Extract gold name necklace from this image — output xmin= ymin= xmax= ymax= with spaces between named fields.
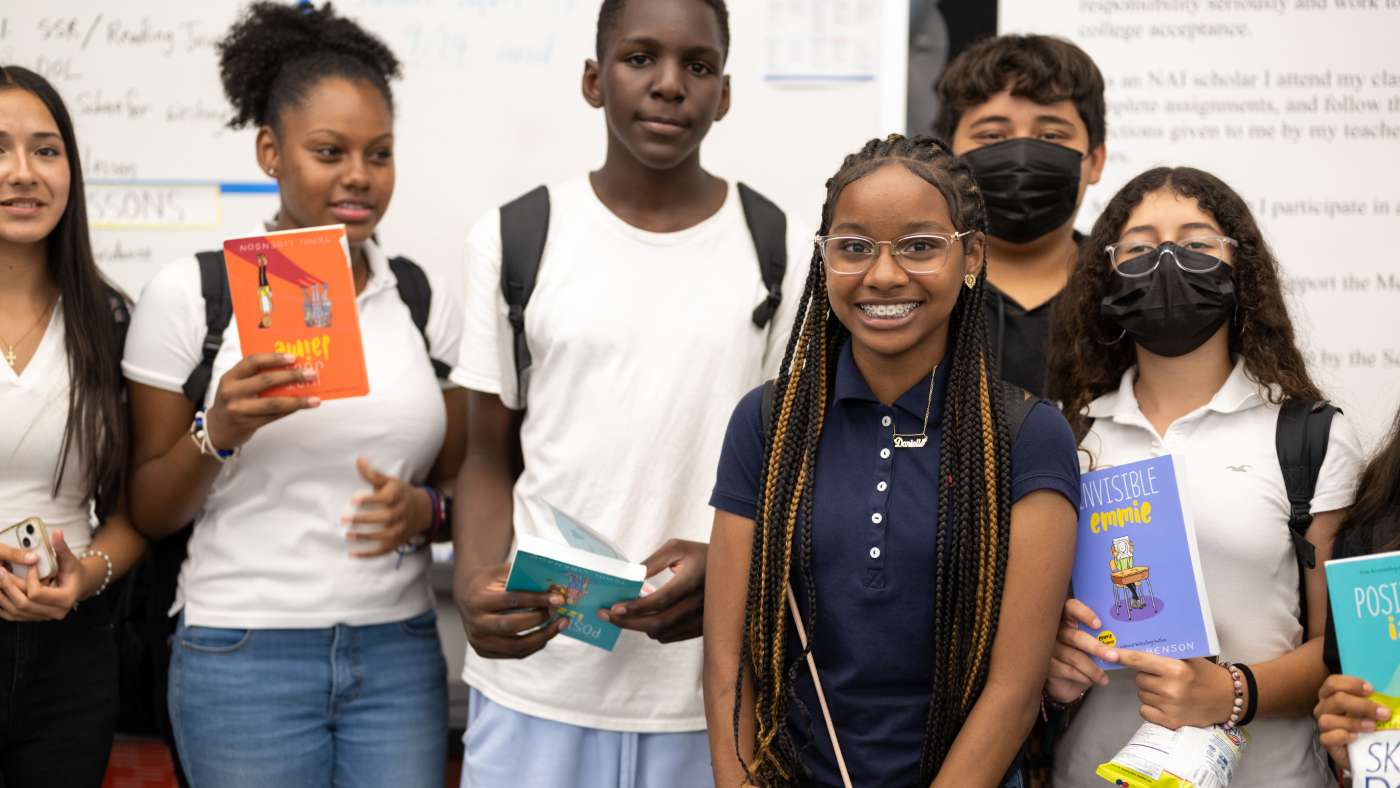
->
xmin=892 ymin=364 xmax=938 ymax=449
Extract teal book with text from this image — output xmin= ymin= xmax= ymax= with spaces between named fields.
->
xmin=1325 ymin=549 xmax=1400 ymax=729
xmin=504 ymin=505 xmax=647 ymax=651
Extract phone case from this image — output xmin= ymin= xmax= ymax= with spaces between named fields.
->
xmin=0 ymin=518 xmax=58 ymax=581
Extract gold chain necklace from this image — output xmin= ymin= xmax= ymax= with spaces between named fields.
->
xmin=0 ymin=298 xmax=56 ymax=369
xmin=892 ymin=363 xmax=938 ymax=449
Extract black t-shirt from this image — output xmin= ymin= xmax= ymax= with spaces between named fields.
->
xmin=984 ymin=283 xmax=1061 ymax=397
xmin=982 ymin=233 xmax=1081 ymax=397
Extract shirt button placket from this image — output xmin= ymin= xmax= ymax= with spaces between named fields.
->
xmin=869 ymin=407 xmax=892 ymax=570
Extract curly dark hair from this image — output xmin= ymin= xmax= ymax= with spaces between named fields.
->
xmin=1047 ymin=167 xmax=1322 ymax=440
xmin=596 ymin=0 xmax=730 ymax=61
xmin=738 ymin=135 xmax=1011 ymax=784
xmin=217 ymin=1 xmax=401 ymax=130
xmin=1335 ymin=407 xmax=1400 ymax=559
xmin=934 ymin=34 xmax=1105 ymax=148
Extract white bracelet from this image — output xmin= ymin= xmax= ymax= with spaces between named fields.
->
xmin=78 ymin=549 xmax=113 ymax=597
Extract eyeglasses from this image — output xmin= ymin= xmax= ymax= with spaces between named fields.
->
xmin=1105 ymin=236 xmax=1238 ymax=278
xmin=816 ymin=231 xmax=974 ymax=276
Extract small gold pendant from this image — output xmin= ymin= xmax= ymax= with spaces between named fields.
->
xmin=3 ymin=348 xmax=14 ymax=368
xmin=893 ymin=434 xmax=928 ymax=449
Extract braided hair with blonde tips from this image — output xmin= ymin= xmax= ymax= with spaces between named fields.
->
xmin=734 ymin=135 xmax=1014 ymax=785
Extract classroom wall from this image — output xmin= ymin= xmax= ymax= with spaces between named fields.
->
xmin=1 ymin=0 xmax=908 ymax=298
xmin=995 ymin=0 xmax=1400 ymax=448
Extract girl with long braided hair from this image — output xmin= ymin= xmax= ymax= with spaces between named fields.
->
xmin=703 ymin=135 xmax=1080 ymax=787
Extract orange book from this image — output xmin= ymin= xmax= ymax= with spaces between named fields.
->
xmin=222 ymin=225 xmax=369 ymax=400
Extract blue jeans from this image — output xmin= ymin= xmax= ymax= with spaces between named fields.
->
xmin=169 ymin=609 xmax=447 ymax=788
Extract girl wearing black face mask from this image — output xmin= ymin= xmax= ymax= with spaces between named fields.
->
xmin=1038 ymin=167 xmax=1367 ymax=788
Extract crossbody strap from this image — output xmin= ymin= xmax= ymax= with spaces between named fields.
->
xmin=786 ymin=585 xmax=854 ymax=788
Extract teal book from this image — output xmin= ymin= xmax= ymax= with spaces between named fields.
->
xmin=1325 ymin=549 xmax=1400 ymax=729
xmin=504 ymin=506 xmax=647 ymax=651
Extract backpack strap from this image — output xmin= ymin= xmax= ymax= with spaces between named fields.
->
xmin=737 ymin=182 xmax=786 ymax=329
xmin=1276 ymin=398 xmax=1339 ymax=631
xmin=388 ymin=255 xmax=451 ymax=380
xmin=182 ymin=251 xmax=233 ymax=407
xmin=499 ymin=185 xmax=551 ymax=407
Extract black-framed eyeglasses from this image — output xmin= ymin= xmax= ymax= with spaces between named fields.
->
xmin=1105 ymin=236 xmax=1237 ymax=278
xmin=815 ymin=231 xmax=974 ymax=276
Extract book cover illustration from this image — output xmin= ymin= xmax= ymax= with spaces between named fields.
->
xmin=504 ymin=505 xmax=649 ymax=651
xmin=1072 ymin=454 xmax=1219 ymax=669
xmin=1325 ymin=549 xmax=1400 ymax=729
xmin=222 ymin=224 xmax=368 ymax=400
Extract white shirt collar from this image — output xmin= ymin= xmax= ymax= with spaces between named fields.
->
xmin=1084 ymin=357 xmax=1270 ymax=423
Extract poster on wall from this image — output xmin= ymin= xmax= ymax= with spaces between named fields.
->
xmin=997 ymin=0 xmax=1400 ymax=447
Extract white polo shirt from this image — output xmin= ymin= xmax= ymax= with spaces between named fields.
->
xmin=123 ymin=238 xmax=461 ymax=629
xmin=1054 ymin=360 xmax=1364 ymax=788
xmin=0 ymin=302 xmax=94 ymax=553
xmin=452 ymin=176 xmax=807 ymax=732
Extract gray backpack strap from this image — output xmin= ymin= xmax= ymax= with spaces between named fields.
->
xmin=1276 ymin=398 xmax=1339 ymax=631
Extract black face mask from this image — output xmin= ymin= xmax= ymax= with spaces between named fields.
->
xmin=1099 ymin=243 xmax=1237 ymax=358
xmin=962 ymin=138 xmax=1083 ymax=244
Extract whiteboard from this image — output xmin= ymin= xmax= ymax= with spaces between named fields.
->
xmin=999 ymin=0 xmax=1400 ymax=448
xmin=1 ymin=0 xmax=909 ymax=298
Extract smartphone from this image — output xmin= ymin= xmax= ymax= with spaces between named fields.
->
xmin=0 ymin=518 xmax=58 ymax=582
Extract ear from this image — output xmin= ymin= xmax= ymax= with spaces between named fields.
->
xmin=1085 ymin=143 xmax=1107 ymax=186
xmin=715 ymin=74 xmax=732 ymax=122
xmin=581 ymin=59 xmax=604 ymax=109
xmin=255 ymin=126 xmax=279 ymax=179
xmin=963 ymin=232 xmax=986 ymax=279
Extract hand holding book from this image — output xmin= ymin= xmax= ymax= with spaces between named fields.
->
xmin=459 ymin=561 xmax=569 ymax=659
xmin=1316 ymin=674 xmax=1392 ymax=771
xmin=204 ymin=352 xmax=321 ymax=451
xmin=599 ymin=538 xmax=707 ymax=644
xmin=1114 ymin=649 xmax=1238 ymax=730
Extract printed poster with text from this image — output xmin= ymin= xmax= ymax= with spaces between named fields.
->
xmin=1072 ymin=455 xmax=1219 ymax=669
xmin=222 ymin=224 xmax=368 ymax=400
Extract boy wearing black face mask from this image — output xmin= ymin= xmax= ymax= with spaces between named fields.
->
xmin=935 ymin=34 xmax=1107 ymax=396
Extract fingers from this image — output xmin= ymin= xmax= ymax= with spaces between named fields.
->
xmin=356 ymin=456 xmax=390 ymax=487
xmin=0 ymin=542 xmax=36 ymax=566
xmin=1319 ymin=730 xmax=1352 ymax=771
xmin=49 ymin=530 xmax=78 ymax=578
xmin=1112 ymin=647 xmax=1172 ymax=675
xmin=606 ymin=593 xmax=703 ymax=642
xmin=608 ymin=571 xmax=701 ymax=619
xmin=0 ymin=571 xmax=51 ymax=622
xmin=471 ymin=583 xmax=562 ymax=616
xmin=1057 ymin=621 xmax=1119 ymax=665
xmin=1319 ymin=674 xmax=1373 ymax=701
xmin=1063 ymin=598 xmax=1101 ymax=629
xmin=1052 ymin=641 xmax=1110 ymax=688
xmin=470 ymin=617 xmax=567 ymax=659
xmin=1318 ymin=690 xmax=1392 ymax=724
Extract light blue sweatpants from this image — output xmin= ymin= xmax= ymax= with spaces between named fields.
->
xmin=460 ymin=688 xmax=714 ymax=788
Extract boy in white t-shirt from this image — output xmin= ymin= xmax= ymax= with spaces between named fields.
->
xmin=449 ymin=0 xmax=804 ymax=784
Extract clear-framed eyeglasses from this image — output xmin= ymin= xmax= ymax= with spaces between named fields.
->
xmin=1105 ymin=236 xmax=1238 ymax=278
xmin=816 ymin=230 xmax=974 ymax=276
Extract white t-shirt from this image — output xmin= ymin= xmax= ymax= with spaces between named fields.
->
xmin=123 ymin=238 xmax=462 ymax=629
xmin=452 ymin=176 xmax=807 ymax=732
xmin=1054 ymin=360 xmax=1364 ymax=788
xmin=0 ymin=302 xmax=93 ymax=552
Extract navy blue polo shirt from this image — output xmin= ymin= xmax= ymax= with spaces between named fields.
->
xmin=711 ymin=340 xmax=1079 ymax=787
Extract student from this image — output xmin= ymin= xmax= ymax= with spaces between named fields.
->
xmin=121 ymin=5 xmax=463 ymax=786
xmin=704 ymin=134 xmax=1080 ymax=787
xmin=1043 ymin=167 xmax=1364 ymax=788
xmin=1314 ymin=408 xmax=1400 ymax=776
xmin=934 ymin=35 xmax=1107 ymax=396
xmin=450 ymin=0 xmax=804 ymax=784
xmin=0 ymin=65 xmax=146 ymax=787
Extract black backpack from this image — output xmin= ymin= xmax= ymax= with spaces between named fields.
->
xmin=109 ymin=251 xmax=450 ymax=779
xmin=499 ymin=183 xmax=787 ymax=406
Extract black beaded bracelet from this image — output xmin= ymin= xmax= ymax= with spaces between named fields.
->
xmin=1235 ymin=662 xmax=1259 ymax=727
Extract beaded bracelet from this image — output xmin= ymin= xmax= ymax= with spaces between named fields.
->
xmin=78 ymin=548 xmax=113 ymax=597
xmin=1223 ymin=662 xmax=1246 ymax=729
xmin=393 ymin=486 xmax=443 ymax=567
xmin=189 ymin=410 xmax=238 ymax=462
